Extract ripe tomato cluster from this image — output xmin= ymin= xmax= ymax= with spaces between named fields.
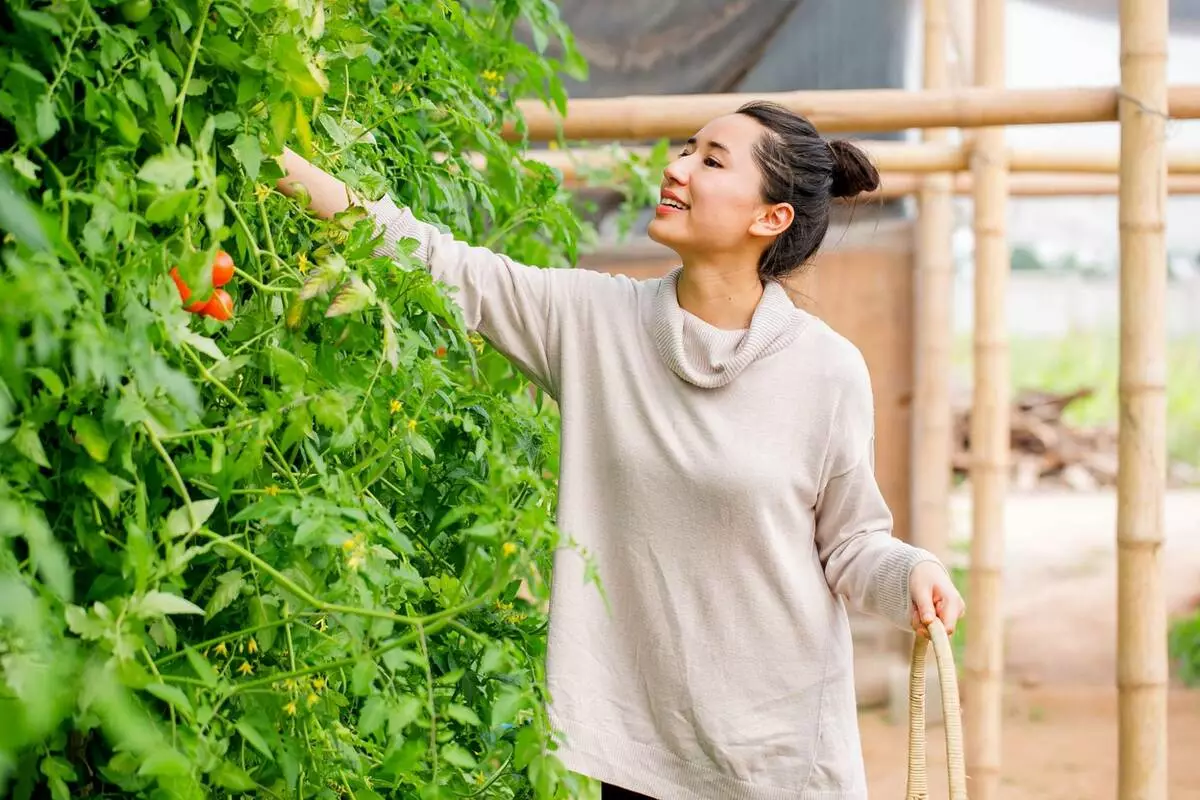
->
xmin=170 ymin=250 xmax=236 ymax=321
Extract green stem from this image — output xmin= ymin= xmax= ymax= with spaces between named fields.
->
xmin=141 ymin=647 xmax=178 ymax=747
xmin=182 ymin=343 xmax=248 ymax=410
xmin=156 ymin=674 xmax=214 ymax=687
xmin=234 ymin=266 xmax=294 ymax=293
xmin=220 ymin=190 xmax=266 ymax=277
xmin=173 ymin=0 xmax=214 ymax=144
xmin=229 ymin=616 xmax=453 ymax=694
xmin=200 ymin=532 xmax=496 ymax=629
xmin=256 ymin=191 xmax=278 ymax=260
xmin=419 ymin=623 xmax=438 ymax=785
xmin=155 ymin=614 xmax=312 ymax=666
xmin=229 ymin=323 xmax=283 ymax=357
xmin=144 ymin=422 xmax=196 ymax=530
xmin=266 ymin=439 xmax=304 ymax=494
xmin=158 ymin=418 xmax=259 ymax=441
xmin=46 ymin=5 xmax=87 ymax=98
xmin=456 ymin=752 xmax=514 ymax=798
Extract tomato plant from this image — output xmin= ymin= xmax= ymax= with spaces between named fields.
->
xmin=0 ymin=1 xmax=592 ymax=798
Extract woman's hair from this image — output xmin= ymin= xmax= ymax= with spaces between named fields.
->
xmin=735 ymin=100 xmax=880 ymax=281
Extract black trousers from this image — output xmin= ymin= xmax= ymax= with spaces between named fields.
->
xmin=601 ymin=783 xmax=656 ymax=800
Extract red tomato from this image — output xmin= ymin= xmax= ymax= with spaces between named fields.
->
xmin=211 ymin=250 xmax=235 ymax=287
xmin=170 ymin=267 xmax=208 ymax=312
xmin=200 ymin=289 xmax=234 ymax=321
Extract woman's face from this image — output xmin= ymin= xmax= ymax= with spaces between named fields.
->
xmin=646 ymin=113 xmax=792 ymax=264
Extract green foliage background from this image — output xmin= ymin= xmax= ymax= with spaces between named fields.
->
xmin=0 ymin=0 xmax=595 ymax=797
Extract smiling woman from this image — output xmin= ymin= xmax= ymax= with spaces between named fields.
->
xmin=276 ymin=98 xmax=961 ymax=800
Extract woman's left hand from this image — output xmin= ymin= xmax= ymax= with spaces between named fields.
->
xmin=909 ymin=561 xmax=966 ymax=638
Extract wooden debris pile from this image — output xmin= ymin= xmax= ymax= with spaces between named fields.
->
xmin=952 ymin=388 xmax=1199 ymax=490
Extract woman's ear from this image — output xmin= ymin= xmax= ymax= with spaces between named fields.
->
xmin=749 ymin=202 xmax=794 ymax=238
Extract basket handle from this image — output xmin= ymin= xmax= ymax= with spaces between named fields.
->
xmin=905 ymin=618 xmax=968 ymax=800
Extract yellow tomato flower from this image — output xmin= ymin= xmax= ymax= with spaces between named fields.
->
xmin=502 ymin=542 xmax=517 ymax=557
xmin=284 ymin=701 xmax=297 ymax=716
xmin=238 ymin=661 xmax=253 ymax=676
xmin=406 ymin=418 xmax=417 ymax=432
xmin=214 ymin=642 xmax=228 ymax=657
xmin=389 ymin=399 xmax=402 ymax=414
xmin=307 ymin=692 xmax=319 ymax=708
xmin=264 ymin=485 xmax=280 ymax=497
xmin=312 ymin=676 xmax=326 ymax=691
xmin=247 ymin=637 xmax=258 ymax=654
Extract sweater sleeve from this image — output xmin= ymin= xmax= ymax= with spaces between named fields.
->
xmin=364 ymin=193 xmax=578 ymax=396
xmin=812 ymin=351 xmax=945 ymax=630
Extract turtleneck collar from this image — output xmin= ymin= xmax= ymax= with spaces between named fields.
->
xmin=650 ymin=267 xmax=809 ymax=388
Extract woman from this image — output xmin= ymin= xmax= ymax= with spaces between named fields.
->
xmin=276 ymin=100 xmax=965 ymax=800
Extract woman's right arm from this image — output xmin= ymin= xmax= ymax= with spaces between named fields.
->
xmin=274 ymin=149 xmax=596 ymax=397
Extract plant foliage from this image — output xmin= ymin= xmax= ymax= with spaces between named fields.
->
xmin=0 ymin=0 xmax=592 ymax=797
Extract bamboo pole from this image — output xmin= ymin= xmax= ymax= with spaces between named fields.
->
xmin=868 ymin=172 xmax=1200 ymax=198
xmin=1117 ymin=0 xmax=1169 ymax=796
xmin=912 ymin=0 xmax=955 ymax=565
xmin=506 ymin=85 xmax=1200 ymax=141
xmin=522 ymin=142 xmax=1200 ymax=178
xmin=964 ymin=0 xmax=1007 ymax=797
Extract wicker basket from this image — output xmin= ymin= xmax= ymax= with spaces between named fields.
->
xmin=905 ymin=619 xmax=968 ymax=799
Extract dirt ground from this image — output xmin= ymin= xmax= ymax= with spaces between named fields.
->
xmin=858 ymin=488 xmax=1200 ymax=799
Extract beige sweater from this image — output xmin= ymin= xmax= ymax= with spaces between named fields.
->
xmin=367 ymin=195 xmax=941 ymax=800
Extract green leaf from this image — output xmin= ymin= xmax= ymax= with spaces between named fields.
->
xmin=72 ymin=416 xmax=111 ymax=461
xmin=248 ymin=595 xmax=278 ymax=652
xmin=358 ymin=695 xmax=387 ymax=738
xmin=211 ymin=760 xmax=257 ymax=791
xmin=135 ymin=591 xmax=205 ymax=618
xmin=0 ymin=172 xmax=50 ymax=250
xmin=325 ymin=274 xmax=376 ymax=317
xmin=65 ymin=605 xmax=106 ymax=640
xmin=389 ymin=694 xmax=422 ymax=735
xmin=205 ymin=569 xmax=245 ymax=618
xmin=17 ymin=10 xmax=63 ymax=34
xmin=35 ymin=94 xmax=59 ymax=143
xmin=81 ymin=467 xmax=134 ymax=511
xmin=137 ymin=749 xmax=192 ymax=779
xmin=230 ymin=133 xmax=264 ymax=180
xmin=145 ymin=190 xmax=195 ymax=223
xmin=490 ymin=688 xmax=526 ymax=728
xmin=351 ymin=658 xmax=377 ymax=696
xmin=184 ymin=646 xmax=219 ymax=687
xmin=440 ymin=743 xmax=477 ymax=770
xmin=299 ymin=253 xmax=347 ymax=300
xmin=13 ymin=423 xmax=50 ymax=468
xmin=144 ymin=683 xmax=194 ymax=720
xmin=445 ymin=703 xmax=481 ymax=726
xmin=182 ymin=329 xmax=227 ymax=361
xmin=235 ymin=718 xmax=273 ymax=759
xmin=165 ymin=498 xmax=220 ymax=538
xmin=137 ymin=148 xmax=195 ymax=191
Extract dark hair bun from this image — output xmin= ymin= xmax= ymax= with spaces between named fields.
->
xmin=828 ymin=140 xmax=880 ymax=198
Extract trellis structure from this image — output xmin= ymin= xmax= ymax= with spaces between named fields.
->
xmin=508 ymin=1 xmax=1181 ymax=796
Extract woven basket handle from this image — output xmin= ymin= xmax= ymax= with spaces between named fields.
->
xmin=905 ymin=618 xmax=968 ymax=799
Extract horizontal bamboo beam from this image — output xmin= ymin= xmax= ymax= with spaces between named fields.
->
xmin=868 ymin=172 xmax=1200 ymax=197
xmin=505 ymin=85 xmax=1200 ymax=141
xmin=525 ymin=142 xmax=1200 ymax=178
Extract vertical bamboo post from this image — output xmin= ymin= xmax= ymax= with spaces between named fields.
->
xmin=1117 ymin=0 xmax=1169 ymax=797
xmin=964 ymin=0 xmax=1007 ymax=797
xmin=912 ymin=0 xmax=955 ymax=566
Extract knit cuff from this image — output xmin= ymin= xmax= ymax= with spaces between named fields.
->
xmin=868 ymin=544 xmax=946 ymax=630
xmin=363 ymin=194 xmax=432 ymax=263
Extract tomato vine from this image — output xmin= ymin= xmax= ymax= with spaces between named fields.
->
xmin=0 ymin=1 xmax=592 ymax=798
